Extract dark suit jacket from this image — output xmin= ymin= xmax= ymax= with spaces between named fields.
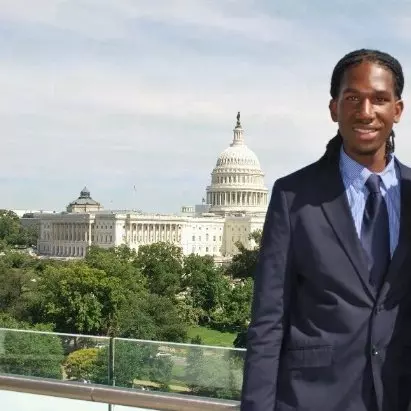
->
xmin=241 ymin=153 xmax=411 ymax=411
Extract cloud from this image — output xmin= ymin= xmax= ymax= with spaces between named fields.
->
xmin=1 ymin=1 xmax=411 ymax=212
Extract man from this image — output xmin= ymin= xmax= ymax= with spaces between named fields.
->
xmin=241 ymin=49 xmax=411 ymax=411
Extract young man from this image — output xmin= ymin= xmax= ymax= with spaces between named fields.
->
xmin=241 ymin=49 xmax=411 ymax=411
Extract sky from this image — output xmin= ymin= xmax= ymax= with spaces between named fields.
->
xmin=2 ymin=0 xmax=411 ymax=213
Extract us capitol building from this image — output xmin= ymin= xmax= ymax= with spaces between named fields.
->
xmin=36 ymin=113 xmax=269 ymax=261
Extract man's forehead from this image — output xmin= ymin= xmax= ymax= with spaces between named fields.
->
xmin=340 ymin=64 xmax=395 ymax=89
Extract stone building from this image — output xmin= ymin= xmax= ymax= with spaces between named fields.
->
xmin=36 ymin=113 xmax=268 ymax=259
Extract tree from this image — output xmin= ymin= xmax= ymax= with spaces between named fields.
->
xmin=183 ymin=254 xmax=230 ymax=323
xmin=0 ymin=210 xmax=20 ymax=242
xmin=0 ymin=210 xmax=39 ymax=247
xmin=64 ymin=348 xmax=99 ymax=381
xmin=185 ymin=336 xmax=204 ymax=389
xmin=136 ymin=242 xmax=184 ymax=298
xmin=185 ymin=347 xmax=242 ymax=400
xmin=0 ymin=316 xmax=64 ymax=379
xmin=222 ymin=278 xmax=253 ymax=328
xmin=90 ymin=340 xmax=173 ymax=389
xmin=0 ymin=252 xmax=40 ymax=321
xmin=117 ymin=293 xmax=188 ymax=342
xmin=226 ymin=230 xmax=262 ymax=279
xmin=36 ymin=262 xmax=126 ymax=335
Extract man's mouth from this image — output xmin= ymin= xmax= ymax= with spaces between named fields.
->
xmin=352 ymin=127 xmax=379 ymax=134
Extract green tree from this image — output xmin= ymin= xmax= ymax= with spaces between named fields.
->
xmin=218 ymin=278 xmax=253 ymax=329
xmin=117 ymin=293 xmax=187 ymax=342
xmin=185 ymin=348 xmax=243 ymax=400
xmin=185 ymin=336 xmax=204 ymax=389
xmin=0 ymin=317 xmax=64 ymax=379
xmin=36 ymin=262 xmax=126 ymax=335
xmin=226 ymin=230 xmax=262 ymax=279
xmin=90 ymin=340 xmax=173 ymax=388
xmin=64 ymin=348 xmax=99 ymax=381
xmin=0 ymin=210 xmax=20 ymax=242
xmin=136 ymin=242 xmax=184 ymax=298
xmin=183 ymin=254 xmax=230 ymax=323
xmin=0 ymin=252 xmax=40 ymax=321
xmin=0 ymin=210 xmax=39 ymax=247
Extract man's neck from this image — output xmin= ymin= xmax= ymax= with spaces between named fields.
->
xmin=342 ymin=146 xmax=388 ymax=173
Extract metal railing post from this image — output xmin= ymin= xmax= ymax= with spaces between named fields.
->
xmin=108 ymin=337 xmax=115 ymax=411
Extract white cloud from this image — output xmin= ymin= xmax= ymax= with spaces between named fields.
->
xmin=1 ymin=1 xmax=411 ymax=211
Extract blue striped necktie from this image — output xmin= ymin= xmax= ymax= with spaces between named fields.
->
xmin=360 ymin=174 xmax=390 ymax=290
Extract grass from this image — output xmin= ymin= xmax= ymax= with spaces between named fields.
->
xmin=187 ymin=325 xmax=236 ymax=347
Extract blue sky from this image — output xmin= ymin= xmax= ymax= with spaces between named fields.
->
xmin=2 ymin=0 xmax=411 ymax=213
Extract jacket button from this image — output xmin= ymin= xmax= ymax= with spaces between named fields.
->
xmin=371 ymin=346 xmax=379 ymax=356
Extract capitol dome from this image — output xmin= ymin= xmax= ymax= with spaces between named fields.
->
xmin=205 ymin=113 xmax=268 ymax=215
xmin=216 ymin=144 xmax=261 ymax=169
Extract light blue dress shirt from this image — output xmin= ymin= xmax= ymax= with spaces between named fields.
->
xmin=339 ymin=147 xmax=401 ymax=256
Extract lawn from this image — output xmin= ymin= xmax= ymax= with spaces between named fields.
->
xmin=187 ymin=326 xmax=237 ymax=347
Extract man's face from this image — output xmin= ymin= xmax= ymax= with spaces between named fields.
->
xmin=329 ymin=61 xmax=404 ymax=161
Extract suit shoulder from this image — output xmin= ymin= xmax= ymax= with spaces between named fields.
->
xmin=273 ymin=158 xmax=325 ymax=192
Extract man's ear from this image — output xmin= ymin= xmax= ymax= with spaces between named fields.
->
xmin=329 ymin=99 xmax=338 ymax=122
xmin=393 ymin=99 xmax=404 ymax=123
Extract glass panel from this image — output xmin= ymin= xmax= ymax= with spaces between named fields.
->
xmin=112 ymin=338 xmax=245 ymax=401
xmin=0 ymin=329 xmax=245 ymax=401
xmin=0 ymin=328 xmax=110 ymax=385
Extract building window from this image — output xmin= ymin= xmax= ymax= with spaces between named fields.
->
xmin=213 ymin=236 xmax=216 ymax=241
xmin=192 ymin=236 xmax=195 ymax=241
xmin=206 ymin=247 xmax=209 ymax=253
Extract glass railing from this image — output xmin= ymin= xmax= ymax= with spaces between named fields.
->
xmin=0 ymin=328 xmax=111 ymax=385
xmin=0 ymin=328 xmax=245 ymax=403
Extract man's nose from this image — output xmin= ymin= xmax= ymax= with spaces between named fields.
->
xmin=356 ymin=99 xmax=375 ymax=121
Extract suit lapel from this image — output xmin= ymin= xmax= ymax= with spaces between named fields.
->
xmin=379 ymin=160 xmax=411 ymax=300
xmin=318 ymin=159 xmax=377 ymax=300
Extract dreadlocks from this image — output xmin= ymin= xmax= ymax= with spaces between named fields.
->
xmin=325 ymin=49 xmax=404 ymax=160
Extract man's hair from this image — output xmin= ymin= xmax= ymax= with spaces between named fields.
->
xmin=326 ymin=49 xmax=404 ymax=159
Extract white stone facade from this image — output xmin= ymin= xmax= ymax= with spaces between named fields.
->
xmin=36 ymin=113 xmax=268 ymax=259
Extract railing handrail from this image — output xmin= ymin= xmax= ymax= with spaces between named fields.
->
xmin=0 ymin=327 xmax=246 ymax=352
xmin=0 ymin=327 xmax=110 ymax=340
xmin=114 ymin=337 xmax=246 ymax=352
xmin=0 ymin=374 xmax=241 ymax=411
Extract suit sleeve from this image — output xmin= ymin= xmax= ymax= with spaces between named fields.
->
xmin=240 ymin=181 xmax=293 ymax=411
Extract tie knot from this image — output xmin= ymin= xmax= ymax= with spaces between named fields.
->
xmin=365 ymin=174 xmax=382 ymax=194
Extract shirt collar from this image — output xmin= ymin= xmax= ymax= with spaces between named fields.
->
xmin=339 ymin=146 xmax=398 ymax=192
